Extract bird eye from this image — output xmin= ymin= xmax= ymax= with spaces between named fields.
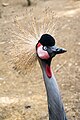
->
xmin=43 ymin=46 xmax=47 ymax=51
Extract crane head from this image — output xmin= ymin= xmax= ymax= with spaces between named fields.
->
xmin=36 ymin=34 xmax=67 ymax=60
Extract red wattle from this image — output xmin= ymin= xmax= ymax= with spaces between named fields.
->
xmin=46 ymin=65 xmax=52 ymax=78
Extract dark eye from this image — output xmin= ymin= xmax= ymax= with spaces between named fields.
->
xmin=43 ymin=46 xmax=47 ymax=51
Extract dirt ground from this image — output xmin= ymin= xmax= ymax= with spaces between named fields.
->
xmin=0 ymin=0 xmax=80 ymax=120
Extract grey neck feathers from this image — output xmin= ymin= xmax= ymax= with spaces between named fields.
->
xmin=39 ymin=59 xmax=68 ymax=120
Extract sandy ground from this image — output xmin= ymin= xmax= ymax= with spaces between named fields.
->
xmin=0 ymin=0 xmax=80 ymax=120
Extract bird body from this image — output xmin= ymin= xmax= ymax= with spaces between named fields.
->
xmin=36 ymin=34 xmax=68 ymax=120
xmin=5 ymin=8 xmax=68 ymax=120
xmin=8 ymin=18 xmax=68 ymax=119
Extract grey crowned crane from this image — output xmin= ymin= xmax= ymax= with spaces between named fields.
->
xmin=36 ymin=34 xmax=68 ymax=120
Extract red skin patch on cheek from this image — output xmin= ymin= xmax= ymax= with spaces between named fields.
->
xmin=37 ymin=42 xmax=42 ymax=47
xmin=37 ymin=43 xmax=50 ymax=59
xmin=46 ymin=65 xmax=52 ymax=78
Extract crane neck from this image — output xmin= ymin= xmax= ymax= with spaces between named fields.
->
xmin=40 ymin=58 xmax=52 ymax=78
xmin=38 ymin=58 xmax=67 ymax=120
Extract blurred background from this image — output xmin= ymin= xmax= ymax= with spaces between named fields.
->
xmin=0 ymin=0 xmax=80 ymax=120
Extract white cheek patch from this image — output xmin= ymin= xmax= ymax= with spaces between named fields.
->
xmin=37 ymin=45 xmax=50 ymax=59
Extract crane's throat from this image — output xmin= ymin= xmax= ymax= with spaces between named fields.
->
xmin=46 ymin=65 xmax=52 ymax=78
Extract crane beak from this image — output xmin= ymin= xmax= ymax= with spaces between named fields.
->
xmin=54 ymin=46 xmax=67 ymax=54
xmin=49 ymin=46 xmax=67 ymax=57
